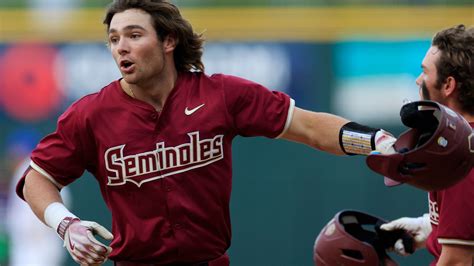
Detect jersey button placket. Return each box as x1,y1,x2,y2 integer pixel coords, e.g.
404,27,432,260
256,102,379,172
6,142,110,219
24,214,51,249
151,111,160,132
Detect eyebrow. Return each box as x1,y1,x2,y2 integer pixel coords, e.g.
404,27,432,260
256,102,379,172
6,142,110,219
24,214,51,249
108,25,147,34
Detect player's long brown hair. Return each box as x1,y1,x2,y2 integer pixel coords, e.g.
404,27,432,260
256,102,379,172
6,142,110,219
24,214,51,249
432,24,474,115
103,0,205,72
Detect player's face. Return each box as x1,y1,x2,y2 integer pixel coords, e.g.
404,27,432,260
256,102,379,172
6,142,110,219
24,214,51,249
108,9,167,85
415,46,445,104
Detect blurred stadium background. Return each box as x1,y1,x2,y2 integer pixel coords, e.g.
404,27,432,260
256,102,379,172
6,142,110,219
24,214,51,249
0,0,472,265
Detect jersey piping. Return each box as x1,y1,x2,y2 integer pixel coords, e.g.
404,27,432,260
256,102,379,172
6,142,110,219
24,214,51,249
438,238,474,246
276,98,295,139
30,160,64,189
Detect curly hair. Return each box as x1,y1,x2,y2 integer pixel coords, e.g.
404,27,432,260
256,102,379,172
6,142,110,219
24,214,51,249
432,24,474,115
103,0,205,72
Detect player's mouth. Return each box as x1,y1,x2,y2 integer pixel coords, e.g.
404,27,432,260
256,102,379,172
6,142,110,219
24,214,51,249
120,60,135,74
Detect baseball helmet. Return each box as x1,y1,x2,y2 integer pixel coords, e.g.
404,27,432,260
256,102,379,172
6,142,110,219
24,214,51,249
313,210,404,266
367,100,474,191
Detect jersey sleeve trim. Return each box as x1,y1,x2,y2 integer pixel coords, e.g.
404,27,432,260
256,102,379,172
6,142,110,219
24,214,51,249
275,98,295,139
438,238,474,246
30,160,64,189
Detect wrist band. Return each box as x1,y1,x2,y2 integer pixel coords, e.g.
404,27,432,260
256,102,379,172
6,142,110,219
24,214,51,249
339,122,379,155
44,202,78,238
57,217,80,240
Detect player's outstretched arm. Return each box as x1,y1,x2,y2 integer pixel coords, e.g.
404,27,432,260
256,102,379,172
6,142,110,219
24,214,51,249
380,214,431,256
280,107,396,155
23,170,113,265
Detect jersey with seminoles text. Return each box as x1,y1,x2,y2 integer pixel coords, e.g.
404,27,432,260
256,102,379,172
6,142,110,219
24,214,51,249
17,72,294,264
426,123,474,266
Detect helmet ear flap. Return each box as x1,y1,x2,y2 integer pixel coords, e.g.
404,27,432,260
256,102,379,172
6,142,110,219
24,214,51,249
400,101,439,131
400,101,439,148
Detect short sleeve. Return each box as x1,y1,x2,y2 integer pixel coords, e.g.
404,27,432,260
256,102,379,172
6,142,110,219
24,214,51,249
437,170,474,245
220,74,293,138
30,103,90,187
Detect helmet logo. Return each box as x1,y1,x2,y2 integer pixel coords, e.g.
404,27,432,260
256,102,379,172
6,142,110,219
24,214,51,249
325,222,336,236
437,137,448,147
448,121,457,131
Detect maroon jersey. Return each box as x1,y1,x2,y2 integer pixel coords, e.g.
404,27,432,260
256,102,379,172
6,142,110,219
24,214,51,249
426,123,474,265
17,72,294,263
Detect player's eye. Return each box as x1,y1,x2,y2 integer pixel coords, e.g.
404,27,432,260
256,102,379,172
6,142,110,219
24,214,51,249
131,33,141,39
109,36,119,44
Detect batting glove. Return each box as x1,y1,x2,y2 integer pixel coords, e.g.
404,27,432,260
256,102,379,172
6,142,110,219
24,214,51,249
373,129,397,155
380,213,432,256
45,202,113,265
60,218,114,265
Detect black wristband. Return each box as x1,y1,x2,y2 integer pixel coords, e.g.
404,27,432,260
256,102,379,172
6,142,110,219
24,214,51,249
339,122,380,155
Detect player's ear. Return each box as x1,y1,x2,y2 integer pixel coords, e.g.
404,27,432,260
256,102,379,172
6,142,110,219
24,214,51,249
163,34,177,53
442,76,456,97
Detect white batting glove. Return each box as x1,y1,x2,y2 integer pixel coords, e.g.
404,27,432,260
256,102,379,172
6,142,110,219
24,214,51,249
380,214,432,256
61,218,114,265
44,202,113,265
373,129,397,155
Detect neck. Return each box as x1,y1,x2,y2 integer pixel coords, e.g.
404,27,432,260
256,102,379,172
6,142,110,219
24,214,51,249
121,68,178,111
444,99,474,123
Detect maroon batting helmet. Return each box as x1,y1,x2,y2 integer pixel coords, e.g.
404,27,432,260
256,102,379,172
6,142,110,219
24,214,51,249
367,100,474,191
313,210,399,266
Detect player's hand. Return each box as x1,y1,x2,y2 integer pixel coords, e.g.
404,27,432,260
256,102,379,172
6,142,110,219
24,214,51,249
373,129,397,155
380,214,431,256
63,218,114,265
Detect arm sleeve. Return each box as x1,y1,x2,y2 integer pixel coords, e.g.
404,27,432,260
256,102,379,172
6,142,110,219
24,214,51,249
16,103,90,200
437,170,474,246
220,74,294,138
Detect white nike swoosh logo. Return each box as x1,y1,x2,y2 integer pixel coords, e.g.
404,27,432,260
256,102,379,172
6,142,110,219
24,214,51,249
185,103,205,115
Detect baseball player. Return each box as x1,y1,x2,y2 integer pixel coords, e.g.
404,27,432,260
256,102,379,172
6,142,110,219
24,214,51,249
16,1,396,265
380,24,474,265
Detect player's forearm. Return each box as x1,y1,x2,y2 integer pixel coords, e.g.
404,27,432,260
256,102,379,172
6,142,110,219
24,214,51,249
23,170,112,265
281,108,396,156
23,169,63,225
304,112,349,154
280,108,348,155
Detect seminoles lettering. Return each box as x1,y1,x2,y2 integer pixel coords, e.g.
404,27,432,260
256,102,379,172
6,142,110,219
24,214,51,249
105,131,224,187
429,197,439,225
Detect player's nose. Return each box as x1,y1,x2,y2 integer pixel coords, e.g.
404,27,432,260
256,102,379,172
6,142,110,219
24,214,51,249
415,73,422,86
116,39,130,55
